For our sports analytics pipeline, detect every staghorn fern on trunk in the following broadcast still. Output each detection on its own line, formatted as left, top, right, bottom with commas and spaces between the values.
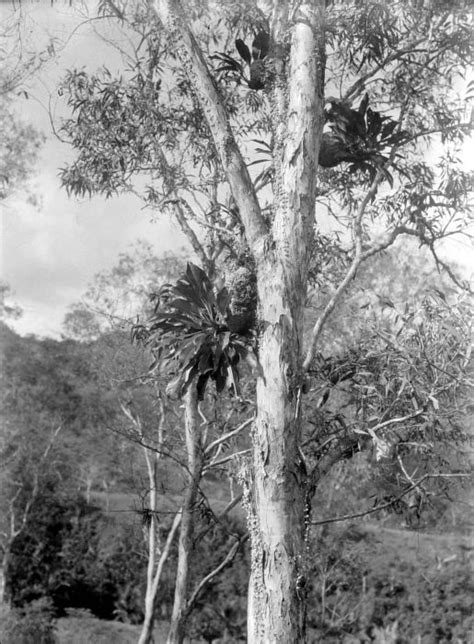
133, 262, 258, 400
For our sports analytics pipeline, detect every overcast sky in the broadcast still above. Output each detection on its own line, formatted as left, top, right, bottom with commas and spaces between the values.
1, 2, 188, 338
1, 2, 472, 338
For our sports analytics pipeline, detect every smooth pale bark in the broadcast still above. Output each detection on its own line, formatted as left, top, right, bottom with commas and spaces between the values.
120, 401, 182, 644
166, 384, 202, 644
138, 443, 160, 644
0, 554, 8, 605
139, 513, 181, 643
152, 1, 324, 641
138, 504, 181, 644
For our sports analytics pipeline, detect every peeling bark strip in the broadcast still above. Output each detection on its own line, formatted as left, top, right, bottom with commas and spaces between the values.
152, 1, 325, 641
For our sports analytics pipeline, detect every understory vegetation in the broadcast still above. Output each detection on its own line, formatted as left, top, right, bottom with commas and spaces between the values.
1, 293, 472, 642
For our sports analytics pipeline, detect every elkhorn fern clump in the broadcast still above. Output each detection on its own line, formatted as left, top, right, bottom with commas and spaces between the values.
133, 262, 258, 400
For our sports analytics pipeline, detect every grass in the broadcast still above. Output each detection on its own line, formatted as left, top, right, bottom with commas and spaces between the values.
55, 614, 170, 644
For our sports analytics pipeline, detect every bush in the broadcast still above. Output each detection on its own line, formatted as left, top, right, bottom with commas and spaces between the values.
305, 523, 474, 643
5, 492, 147, 622
0, 599, 56, 644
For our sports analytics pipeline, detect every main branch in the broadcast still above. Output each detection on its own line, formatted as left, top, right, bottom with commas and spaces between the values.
151, 0, 268, 258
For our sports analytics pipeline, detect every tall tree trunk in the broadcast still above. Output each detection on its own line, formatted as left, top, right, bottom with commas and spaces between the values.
139, 599, 155, 644
247, 5, 325, 640
247, 264, 308, 643
152, 1, 324, 640
137, 446, 181, 644
167, 384, 202, 644
138, 511, 181, 644
121, 399, 182, 644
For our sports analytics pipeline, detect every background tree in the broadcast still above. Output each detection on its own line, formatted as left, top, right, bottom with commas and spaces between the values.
0, 283, 22, 324
0, 320, 130, 606
0, 324, 65, 604
133, 261, 257, 643
58, 1, 473, 641
63, 246, 252, 643
0, 7, 53, 200
63, 241, 185, 340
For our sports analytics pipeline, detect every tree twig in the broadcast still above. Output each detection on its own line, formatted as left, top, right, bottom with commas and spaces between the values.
311, 472, 469, 526
204, 418, 254, 456
185, 534, 248, 616
303, 174, 383, 370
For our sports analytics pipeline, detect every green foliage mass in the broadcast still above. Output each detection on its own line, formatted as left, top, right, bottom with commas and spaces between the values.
5, 492, 147, 622
0, 599, 57, 644
134, 263, 258, 400
306, 523, 474, 643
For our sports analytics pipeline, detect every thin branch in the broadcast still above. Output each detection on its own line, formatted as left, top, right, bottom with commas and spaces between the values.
429, 243, 472, 293
371, 225, 472, 293
203, 449, 251, 473
303, 174, 383, 370
360, 225, 407, 261
151, 0, 268, 256
368, 410, 425, 434
148, 509, 182, 605
399, 121, 473, 148
194, 492, 244, 545
106, 419, 187, 471
120, 402, 144, 437
303, 256, 361, 371
343, 38, 426, 102
311, 437, 362, 487
343, 9, 457, 104
153, 146, 211, 271
218, 493, 244, 518
311, 472, 469, 526
185, 534, 248, 615
397, 453, 418, 487
11, 424, 62, 538
204, 418, 254, 456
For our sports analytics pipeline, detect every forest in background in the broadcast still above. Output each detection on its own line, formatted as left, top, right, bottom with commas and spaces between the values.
1, 240, 472, 643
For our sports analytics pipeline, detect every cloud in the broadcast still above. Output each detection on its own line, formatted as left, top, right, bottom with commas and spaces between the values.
2, 159, 187, 336
0, 6, 188, 337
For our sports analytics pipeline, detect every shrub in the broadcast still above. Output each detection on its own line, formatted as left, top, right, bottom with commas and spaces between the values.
306, 523, 474, 643
0, 599, 56, 644
5, 491, 147, 622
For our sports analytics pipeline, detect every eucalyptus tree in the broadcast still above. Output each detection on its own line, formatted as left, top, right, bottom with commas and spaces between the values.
59, 1, 472, 641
